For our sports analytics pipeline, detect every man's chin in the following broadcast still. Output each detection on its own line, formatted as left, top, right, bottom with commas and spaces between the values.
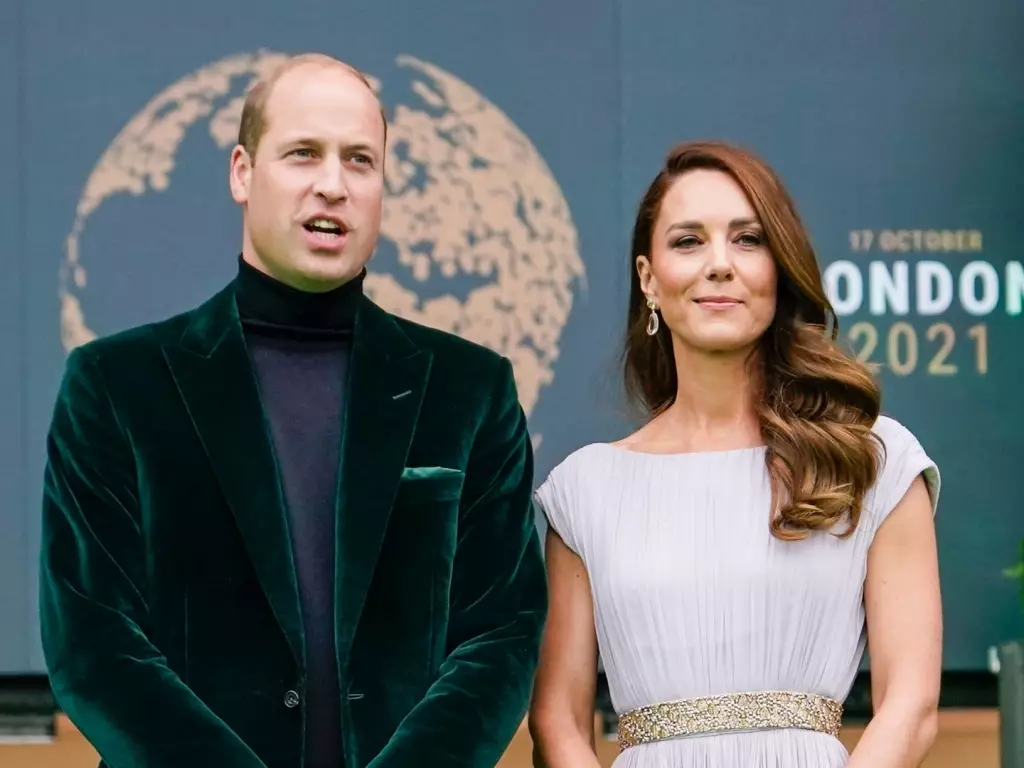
288, 252, 366, 292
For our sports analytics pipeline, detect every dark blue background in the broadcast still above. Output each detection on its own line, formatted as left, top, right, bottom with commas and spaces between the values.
3, 0, 1021, 674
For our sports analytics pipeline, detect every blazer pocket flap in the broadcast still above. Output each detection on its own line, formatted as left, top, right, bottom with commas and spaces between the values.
396, 466, 465, 504
400, 466, 464, 482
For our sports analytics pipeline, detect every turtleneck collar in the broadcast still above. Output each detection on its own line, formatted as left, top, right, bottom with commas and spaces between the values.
235, 255, 364, 334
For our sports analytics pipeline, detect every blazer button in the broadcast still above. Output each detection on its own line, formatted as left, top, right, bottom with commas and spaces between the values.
283, 689, 301, 709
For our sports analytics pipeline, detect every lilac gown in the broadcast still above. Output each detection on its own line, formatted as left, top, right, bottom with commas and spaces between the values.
534, 415, 940, 767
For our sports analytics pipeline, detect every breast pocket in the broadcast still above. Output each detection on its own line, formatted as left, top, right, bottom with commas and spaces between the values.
394, 466, 465, 506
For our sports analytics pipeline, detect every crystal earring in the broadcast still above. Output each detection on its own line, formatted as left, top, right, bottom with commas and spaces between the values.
645, 296, 659, 336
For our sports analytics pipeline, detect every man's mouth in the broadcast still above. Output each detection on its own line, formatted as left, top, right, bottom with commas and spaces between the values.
303, 216, 347, 240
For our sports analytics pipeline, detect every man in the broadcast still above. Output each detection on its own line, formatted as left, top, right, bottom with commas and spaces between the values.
39, 53, 548, 767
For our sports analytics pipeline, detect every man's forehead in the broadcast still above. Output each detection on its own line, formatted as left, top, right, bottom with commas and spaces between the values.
263, 65, 383, 131
269, 63, 373, 105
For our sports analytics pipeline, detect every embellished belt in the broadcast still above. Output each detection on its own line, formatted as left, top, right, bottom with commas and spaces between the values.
616, 691, 843, 749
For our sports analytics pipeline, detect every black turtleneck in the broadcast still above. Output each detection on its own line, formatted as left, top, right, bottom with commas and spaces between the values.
235, 256, 363, 768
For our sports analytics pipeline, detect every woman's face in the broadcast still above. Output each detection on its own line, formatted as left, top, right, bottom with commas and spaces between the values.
637, 169, 778, 355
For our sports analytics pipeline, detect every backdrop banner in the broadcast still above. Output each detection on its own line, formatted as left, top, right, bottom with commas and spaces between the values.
2, 0, 1021, 676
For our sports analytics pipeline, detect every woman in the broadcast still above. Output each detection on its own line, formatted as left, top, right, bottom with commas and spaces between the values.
528, 141, 942, 767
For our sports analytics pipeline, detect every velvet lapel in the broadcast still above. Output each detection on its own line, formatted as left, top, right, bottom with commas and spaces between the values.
335, 298, 431, 664
162, 284, 304, 667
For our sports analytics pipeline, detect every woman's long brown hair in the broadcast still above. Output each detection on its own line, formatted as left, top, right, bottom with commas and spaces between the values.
623, 141, 883, 540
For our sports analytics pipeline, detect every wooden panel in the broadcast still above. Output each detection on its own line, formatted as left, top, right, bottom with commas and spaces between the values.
0, 711, 1001, 768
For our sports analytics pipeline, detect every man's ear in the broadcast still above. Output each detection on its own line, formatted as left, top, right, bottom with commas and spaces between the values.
229, 145, 252, 205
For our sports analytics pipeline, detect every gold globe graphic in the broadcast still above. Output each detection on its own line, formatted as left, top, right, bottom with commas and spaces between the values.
61, 50, 586, 423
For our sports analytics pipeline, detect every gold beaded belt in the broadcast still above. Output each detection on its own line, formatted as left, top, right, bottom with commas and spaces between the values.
616, 691, 843, 749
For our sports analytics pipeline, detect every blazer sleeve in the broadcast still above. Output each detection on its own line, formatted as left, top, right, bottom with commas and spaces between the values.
366, 355, 548, 768
38, 346, 267, 768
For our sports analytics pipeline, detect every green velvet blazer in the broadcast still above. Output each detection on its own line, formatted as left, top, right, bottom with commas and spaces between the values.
38, 281, 548, 767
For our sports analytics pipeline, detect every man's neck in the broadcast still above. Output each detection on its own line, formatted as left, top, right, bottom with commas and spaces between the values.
234, 255, 365, 333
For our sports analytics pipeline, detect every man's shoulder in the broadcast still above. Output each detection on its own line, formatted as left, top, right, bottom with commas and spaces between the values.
379, 311, 521, 417
67, 291, 220, 369
389, 313, 508, 373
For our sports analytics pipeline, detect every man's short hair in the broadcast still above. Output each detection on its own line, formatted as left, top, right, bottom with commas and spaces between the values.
237, 53, 388, 162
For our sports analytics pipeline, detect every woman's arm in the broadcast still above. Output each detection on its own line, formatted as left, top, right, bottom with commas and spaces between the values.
528, 528, 604, 768
848, 474, 942, 767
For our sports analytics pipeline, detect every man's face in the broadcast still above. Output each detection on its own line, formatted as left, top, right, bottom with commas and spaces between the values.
229, 64, 386, 292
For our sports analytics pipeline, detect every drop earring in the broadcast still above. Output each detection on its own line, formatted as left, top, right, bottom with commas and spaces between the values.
646, 296, 660, 336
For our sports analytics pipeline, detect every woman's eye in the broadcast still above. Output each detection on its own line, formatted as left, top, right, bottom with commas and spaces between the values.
673, 236, 701, 249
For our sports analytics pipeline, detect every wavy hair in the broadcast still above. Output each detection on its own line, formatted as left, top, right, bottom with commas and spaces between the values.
623, 141, 883, 540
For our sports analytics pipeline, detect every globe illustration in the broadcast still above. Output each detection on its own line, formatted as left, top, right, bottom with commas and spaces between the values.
61, 50, 586, 420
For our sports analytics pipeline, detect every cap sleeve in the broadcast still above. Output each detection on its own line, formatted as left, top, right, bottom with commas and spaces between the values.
533, 460, 581, 557
869, 415, 941, 534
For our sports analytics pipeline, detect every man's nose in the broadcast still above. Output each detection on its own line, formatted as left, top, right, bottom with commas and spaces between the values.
313, 158, 348, 202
